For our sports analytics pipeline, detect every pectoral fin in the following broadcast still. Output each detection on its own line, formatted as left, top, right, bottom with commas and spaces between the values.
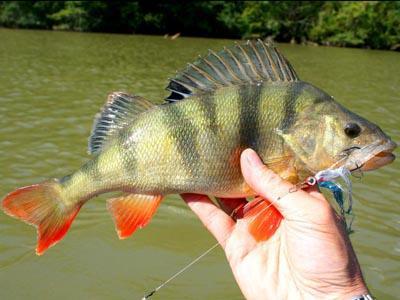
107, 194, 163, 239
241, 196, 283, 241
263, 155, 298, 183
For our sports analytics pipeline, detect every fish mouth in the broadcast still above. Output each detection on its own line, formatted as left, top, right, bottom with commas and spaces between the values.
342, 140, 397, 172
361, 149, 395, 171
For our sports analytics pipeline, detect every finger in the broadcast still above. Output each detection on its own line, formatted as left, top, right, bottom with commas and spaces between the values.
240, 149, 323, 218
215, 197, 248, 216
181, 193, 235, 248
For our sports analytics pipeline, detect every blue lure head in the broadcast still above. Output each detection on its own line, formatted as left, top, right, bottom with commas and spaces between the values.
318, 181, 344, 208
314, 167, 354, 233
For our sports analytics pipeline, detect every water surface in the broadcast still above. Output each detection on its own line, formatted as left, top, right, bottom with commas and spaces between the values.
0, 29, 399, 299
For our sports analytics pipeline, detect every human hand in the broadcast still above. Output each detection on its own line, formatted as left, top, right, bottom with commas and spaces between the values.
181, 148, 369, 300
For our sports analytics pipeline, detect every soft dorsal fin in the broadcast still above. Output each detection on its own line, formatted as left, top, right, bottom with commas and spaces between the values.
165, 40, 299, 102
88, 92, 154, 154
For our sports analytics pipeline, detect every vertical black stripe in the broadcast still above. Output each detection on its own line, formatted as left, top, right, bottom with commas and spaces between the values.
280, 82, 307, 131
162, 102, 201, 176
238, 84, 263, 150
198, 93, 218, 133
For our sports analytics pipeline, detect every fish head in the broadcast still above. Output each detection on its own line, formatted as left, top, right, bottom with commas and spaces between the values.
333, 107, 397, 172
280, 83, 397, 175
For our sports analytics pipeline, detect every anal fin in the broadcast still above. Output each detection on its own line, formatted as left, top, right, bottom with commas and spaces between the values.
241, 196, 283, 241
107, 194, 163, 239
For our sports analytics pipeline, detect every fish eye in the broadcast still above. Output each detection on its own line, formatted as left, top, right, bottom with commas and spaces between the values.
344, 123, 361, 138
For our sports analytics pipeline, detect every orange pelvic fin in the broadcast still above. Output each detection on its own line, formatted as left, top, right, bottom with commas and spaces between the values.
107, 194, 163, 239
2, 180, 82, 255
241, 196, 283, 242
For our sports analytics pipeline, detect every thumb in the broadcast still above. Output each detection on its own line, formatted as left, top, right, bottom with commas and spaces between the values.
240, 148, 321, 218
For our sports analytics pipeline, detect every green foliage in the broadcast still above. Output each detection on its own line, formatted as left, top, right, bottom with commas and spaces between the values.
237, 1, 324, 41
309, 2, 400, 49
0, 1, 399, 50
48, 2, 86, 31
0, 1, 63, 29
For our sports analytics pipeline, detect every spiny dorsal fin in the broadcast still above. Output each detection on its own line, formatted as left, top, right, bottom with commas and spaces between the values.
165, 40, 299, 102
88, 92, 154, 155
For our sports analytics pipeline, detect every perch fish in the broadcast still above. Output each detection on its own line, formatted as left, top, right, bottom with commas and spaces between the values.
2, 41, 396, 255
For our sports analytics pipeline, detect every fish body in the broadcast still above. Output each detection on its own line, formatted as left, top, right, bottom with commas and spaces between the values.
66, 82, 302, 200
2, 41, 396, 254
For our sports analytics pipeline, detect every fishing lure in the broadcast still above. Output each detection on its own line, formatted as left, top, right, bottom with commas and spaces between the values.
296, 166, 354, 232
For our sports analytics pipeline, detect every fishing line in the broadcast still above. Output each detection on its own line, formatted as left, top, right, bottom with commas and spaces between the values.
142, 242, 219, 299
142, 199, 280, 299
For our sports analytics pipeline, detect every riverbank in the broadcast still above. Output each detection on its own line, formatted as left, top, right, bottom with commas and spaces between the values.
1, 1, 399, 51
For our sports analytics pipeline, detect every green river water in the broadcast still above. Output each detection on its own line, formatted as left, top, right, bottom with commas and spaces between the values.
0, 29, 399, 299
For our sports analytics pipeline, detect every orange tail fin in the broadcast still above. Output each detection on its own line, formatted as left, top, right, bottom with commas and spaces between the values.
2, 180, 82, 255
107, 193, 163, 239
241, 196, 283, 241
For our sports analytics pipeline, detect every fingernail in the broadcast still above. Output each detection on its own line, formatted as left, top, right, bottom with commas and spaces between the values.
245, 148, 263, 167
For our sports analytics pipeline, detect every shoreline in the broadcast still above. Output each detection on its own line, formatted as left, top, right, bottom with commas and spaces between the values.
1, 27, 399, 53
